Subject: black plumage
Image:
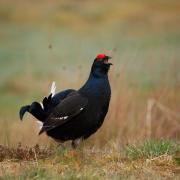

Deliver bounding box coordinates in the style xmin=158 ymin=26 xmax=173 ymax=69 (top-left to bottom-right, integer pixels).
xmin=19 ymin=54 xmax=112 ymax=147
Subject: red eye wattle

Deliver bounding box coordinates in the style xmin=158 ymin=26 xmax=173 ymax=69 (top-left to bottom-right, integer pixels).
xmin=96 ymin=54 xmax=106 ymax=60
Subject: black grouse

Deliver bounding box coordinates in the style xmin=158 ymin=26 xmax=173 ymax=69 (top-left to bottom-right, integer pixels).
xmin=19 ymin=54 xmax=112 ymax=148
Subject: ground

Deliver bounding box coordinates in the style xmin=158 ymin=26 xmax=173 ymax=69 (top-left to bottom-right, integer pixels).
xmin=0 ymin=140 xmax=179 ymax=179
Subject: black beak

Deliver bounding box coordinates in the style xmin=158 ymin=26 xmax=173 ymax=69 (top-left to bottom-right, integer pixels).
xmin=104 ymin=56 xmax=113 ymax=65
xmin=106 ymin=56 xmax=112 ymax=59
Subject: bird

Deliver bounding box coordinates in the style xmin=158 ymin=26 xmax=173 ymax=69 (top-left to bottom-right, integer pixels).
xmin=19 ymin=54 xmax=112 ymax=148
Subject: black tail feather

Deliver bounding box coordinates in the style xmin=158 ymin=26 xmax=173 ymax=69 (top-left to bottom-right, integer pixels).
xmin=42 ymin=94 xmax=53 ymax=112
xmin=19 ymin=105 xmax=30 ymax=120
xmin=19 ymin=102 xmax=46 ymax=122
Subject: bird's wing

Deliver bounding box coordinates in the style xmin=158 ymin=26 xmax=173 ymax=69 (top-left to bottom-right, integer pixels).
xmin=51 ymin=89 xmax=76 ymax=105
xmin=39 ymin=92 xmax=88 ymax=134
xmin=42 ymin=89 xmax=76 ymax=112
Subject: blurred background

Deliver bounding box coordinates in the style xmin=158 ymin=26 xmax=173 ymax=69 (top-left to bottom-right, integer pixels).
xmin=0 ymin=0 xmax=180 ymax=147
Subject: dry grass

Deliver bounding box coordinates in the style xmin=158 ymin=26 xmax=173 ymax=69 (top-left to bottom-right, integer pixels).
xmin=0 ymin=140 xmax=179 ymax=179
xmin=0 ymin=64 xmax=179 ymax=146
xmin=1 ymin=0 xmax=180 ymax=34
xmin=0 ymin=144 xmax=52 ymax=162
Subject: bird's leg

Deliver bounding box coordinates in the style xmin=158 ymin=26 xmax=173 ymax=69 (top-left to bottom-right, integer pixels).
xmin=71 ymin=138 xmax=83 ymax=149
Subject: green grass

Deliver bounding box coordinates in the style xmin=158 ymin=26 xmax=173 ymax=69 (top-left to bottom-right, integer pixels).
xmin=125 ymin=139 xmax=179 ymax=160
xmin=2 ymin=167 xmax=52 ymax=180
xmin=20 ymin=167 xmax=52 ymax=180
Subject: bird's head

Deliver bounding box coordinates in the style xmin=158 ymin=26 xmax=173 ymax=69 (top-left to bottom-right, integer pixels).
xmin=91 ymin=54 xmax=112 ymax=77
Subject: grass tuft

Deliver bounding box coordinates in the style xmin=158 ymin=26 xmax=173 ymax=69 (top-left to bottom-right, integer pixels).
xmin=19 ymin=167 xmax=51 ymax=180
xmin=125 ymin=139 xmax=178 ymax=160
xmin=1 ymin=167 xmax=52 ymax=180
xmin=0 ymin=144 xmax=52 ymax=162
